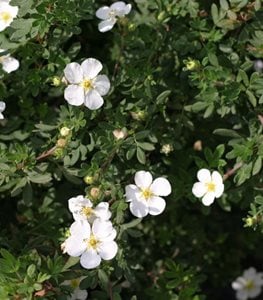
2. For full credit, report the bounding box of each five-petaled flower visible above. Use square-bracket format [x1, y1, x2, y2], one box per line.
[232, 267, 263, 300]
[125, 170, 171, 218]
[0, 101, 6, 119]
[96, 1, 132, 32]
[63, 58, 110, 110]
[0, 1, 18, 32]
[64, 219, 118, 269]
[192, 168, 224, 206]
[0, 49, 19, 73]
[68, 195, 111, 223]
[62, 277, 88, 300]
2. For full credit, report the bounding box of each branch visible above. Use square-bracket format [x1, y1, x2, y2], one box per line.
[223, 162, 243, 181]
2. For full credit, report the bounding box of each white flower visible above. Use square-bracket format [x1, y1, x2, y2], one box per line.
[64, 219, 118, 269]
[63, 58, 110, 110]
[0, 2, 18, 32]
[0, 49, 19, 73]
[62, 277, 88, 300]
[125, 170, 172, 218]
[96, 1, 132, 32]
[192, 168, 224, 206]
[0, 101, 6, 119]
[68, 195, 111, 223]
[232, 267, 263, 300]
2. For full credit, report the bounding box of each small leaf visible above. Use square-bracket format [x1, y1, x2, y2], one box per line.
[246, 90, 257, 107]
[252, 156, 262, 176]
[136, 147, 146, 164]
[213, 128, 241, 138]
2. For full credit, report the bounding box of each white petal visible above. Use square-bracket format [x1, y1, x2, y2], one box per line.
[129, 200, 148, 218]
[134, 171, 153, 189]
[148, 196, 166, 216]
[0, 112, 4, 119]
[212, 171, 223, 184]
[111, 2, 126, 14]
[236, 290, 248, 300]
[64, 85, 85, 106]
[192, 182, 207, 198]
[197, 169, 211, 183]
[202, 192, 215, 206]
[94, 75, 110, 96]
[232, 280, 244, 290]
[68, 195, 90, 213]
[150, 177, 171, 196]
[64, 236, 86, 257]
[81, 58, 102, 79]
[2, 56, 19, 73]
[94, 202, 111, 220]
[64, 62, 83, 84]
[125, 4, 132, 14]
[84, 89, 104, 110]
[125, 184, 140, 202]
[96, 6, 111, 20]
[73, 289, 88, 300]
[92, 219, 113, 240]
[248, 286, 261, 298]
[215, 183, 224, 198]
[243, 267, 257, 279]
[80, 250, 101, 269]
[0, 101, 6, 113]
[98, 19, 116, 33]
[103, 228, 117, 242]
[98, 241, 118, 260]
[69, 220, 91, 239]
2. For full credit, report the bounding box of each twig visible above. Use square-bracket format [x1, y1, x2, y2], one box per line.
[36, 146, 57, 161]
[223, 162, 243, 181]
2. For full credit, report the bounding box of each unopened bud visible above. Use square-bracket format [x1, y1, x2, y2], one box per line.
[56, 138, 67, 148]
[193, 140, 202, 151]
[183, 58, 200, 71]
[128, 23, 136, 31]
[131, 110, 147, 121]
[52, 77, 61, 86]
[254, 59, 263, 72]
[90, 187, 101, 199]
[84, 175, 94, 185]
[113, 128, 127, 140]
[60, 127, 71, 137]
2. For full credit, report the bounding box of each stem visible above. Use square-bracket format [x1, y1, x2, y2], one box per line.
[36, 146, 57, 161]
[223, 162, 243, 181]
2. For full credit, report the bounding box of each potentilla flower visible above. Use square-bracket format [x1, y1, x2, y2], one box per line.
[0, 49, 19, 73]
[0, 101, 6, 119]
[63, 58, 110, 110]
[62, 277, 88, 300]
[96, 1, 132, 33]
[0, 2, 18, 32]
[68, 195, 111, 223]
[192, 168, 224, 206]
[232, 267, 263, 300]
[125, 170, 172, 218]
[64, 219, 118, 269]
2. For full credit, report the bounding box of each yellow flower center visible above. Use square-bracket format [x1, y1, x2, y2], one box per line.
[186, 61, 196, 70]
[245, 280, 255, 290]
[205, 182, 216, 192]
[141, 188, 153, 200]
[80, 78, 93, 91]
[70, 278, 80, 289]
[87, 234, 100, 250]
[81, 206, 94, 218]
[0, 12, 12, 23]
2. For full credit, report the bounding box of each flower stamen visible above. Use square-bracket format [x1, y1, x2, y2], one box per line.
[0, 12, 11, 23]
[245, 280, 255, 290]
[81, 206, 94, 218]
[86, 234, 100, 250]
[205, 182, 216, 192]
[141, 188, 153, 200]
[80, 79, 93, 91]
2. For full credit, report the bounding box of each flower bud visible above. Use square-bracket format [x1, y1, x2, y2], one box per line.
[84, 175, 94, 185]
[128, 23, 136, 31]
[254, 59, 263, 72]
[52, 76, 61, 86]
[90, 187, 101, 200]
[131, 110, 147, 121]
[113, 128, 127, 140]
[183, 58, 200, 71]
[60, 127, 71, 137]
[193, 140, 202, 151]
[56, 138, 67, 148]
[160, 144, 174, 155]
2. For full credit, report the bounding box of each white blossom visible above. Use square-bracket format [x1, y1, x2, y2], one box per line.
[0, 49, 19, 73]
[0, 101, 6, 119]
[0, 2, 18, 32]
[64, 219, 118, 269]
[96, 1, 132, 33]
[232, 267, 263, 300]
[68, 195, 111, 223]
[192, 168, 224, 206]
[63, 58, 110, 110]
[62, 277, 88, 300]
[125, 170, 171, 218]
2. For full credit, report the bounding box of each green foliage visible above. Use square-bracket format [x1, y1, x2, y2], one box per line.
[0, 0, 263, 299]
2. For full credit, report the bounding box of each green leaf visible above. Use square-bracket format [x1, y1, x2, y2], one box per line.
[62, 256, 79, 272]
[252, 156, 262, 176]
[211, 4, 219, 23]
[28, 172, 52, 184]
[136, 147, 146, 164]
[246, 90, 257, 107]
[126, 146, 136, 160]
[220, 0, 229, 10]
[213, 128, 241, 138]
[156, 90, 171, 104]
[138, 142, 155, 151]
